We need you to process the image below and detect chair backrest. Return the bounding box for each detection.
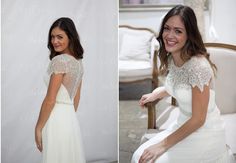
[119,25,156,61]
[205,43,236,114]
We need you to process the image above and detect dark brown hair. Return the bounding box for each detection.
[157,5,216,74]
[48,17,84,60]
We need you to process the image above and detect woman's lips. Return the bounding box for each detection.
[166,40,177,46]
[54,45,61,48]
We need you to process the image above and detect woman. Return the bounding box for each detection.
[132,5,235,163]
[35,17,86,163]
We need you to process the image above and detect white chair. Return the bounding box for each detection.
[143,43,236,154]
[119,25,158,83]
[119,25,161,128]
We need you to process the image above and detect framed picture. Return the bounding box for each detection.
[119,0,209,12]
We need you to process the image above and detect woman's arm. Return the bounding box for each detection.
[164,85,209,149]
[73,81,82,112]
[152,86,170,99]
[139,86,170,108]
[35,73,63,151]
[139,85,209,162]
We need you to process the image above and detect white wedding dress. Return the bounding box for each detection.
[132,56,235,163]
[42,54,86,163]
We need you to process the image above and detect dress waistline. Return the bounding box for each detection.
[56,101,73,105]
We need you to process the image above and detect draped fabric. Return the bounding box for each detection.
[1,0,118,162]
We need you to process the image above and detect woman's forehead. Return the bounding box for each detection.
[165,15,185,29]
[51,27,66,35]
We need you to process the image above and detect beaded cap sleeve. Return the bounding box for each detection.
[48,54,69,75]
[47,54,84,99]
[166,56,213,92]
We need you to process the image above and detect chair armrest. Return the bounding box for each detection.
[152,49,159,89]
[149,46,159,129]
[144,99,160,129]
[144,97,176,129]
[150,37,159,89]
[150,37,159,63]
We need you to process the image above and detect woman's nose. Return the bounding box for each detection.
[166,30,175,38]
[52,38,58,44]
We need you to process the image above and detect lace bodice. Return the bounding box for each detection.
[46,54,83,100]
[166,56,213,93]
[165,56,219,123]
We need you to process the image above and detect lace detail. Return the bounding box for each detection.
[166,56,213,92]
[47,54,69,75]
[47,54,83,99]
[188,57,213,92]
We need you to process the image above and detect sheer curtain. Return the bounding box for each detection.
[1,0,118,162]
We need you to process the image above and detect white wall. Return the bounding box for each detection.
[119,0,236,45]
[119,11,165,32]
[208,0,236,44]
[2,0,118,163]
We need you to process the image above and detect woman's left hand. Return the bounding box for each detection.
[139,141,167,163]
[35,127,43,152]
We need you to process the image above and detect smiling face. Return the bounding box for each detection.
[162,15,187,56]
[51,27,71,54]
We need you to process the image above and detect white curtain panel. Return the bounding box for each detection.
[1,0,118,162]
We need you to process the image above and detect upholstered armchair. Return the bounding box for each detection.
[144,43,236,154]
[119,25,160,127]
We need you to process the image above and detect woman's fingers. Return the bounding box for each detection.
[37,139,43,152]
[150,155,158,163]
[140,152,153,163]
[139,96,147,107]
[36,142,42,152]
[142,98,152,107]
[139,93,154,108]
[35,130,43,152]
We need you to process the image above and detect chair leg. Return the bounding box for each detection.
[146,79,158,129]
[171,97,176,106]
[147,103,156,129]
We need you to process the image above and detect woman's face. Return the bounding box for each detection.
[162,15,187,55]
[51,27,70,54]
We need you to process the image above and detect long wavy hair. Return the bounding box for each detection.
[48,17,84,60]
[157,5,216,74]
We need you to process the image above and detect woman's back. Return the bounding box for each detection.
[47,54,84,101]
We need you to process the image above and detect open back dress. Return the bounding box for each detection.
[42,54,86,163]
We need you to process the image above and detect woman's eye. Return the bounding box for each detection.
[57,36,63,39]
[163,27,169,31]
[175,30,182,34]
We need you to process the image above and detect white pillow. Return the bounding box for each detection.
[119,33,153,61]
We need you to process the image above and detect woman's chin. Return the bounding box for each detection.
[165,48,174,53]
[54,49,63,53]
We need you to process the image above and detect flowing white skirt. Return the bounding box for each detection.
[42,102,86,163]
[132,124,235,163]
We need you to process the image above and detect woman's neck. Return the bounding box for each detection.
[171,52,184,67]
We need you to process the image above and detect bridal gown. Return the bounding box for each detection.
[132,56,236,163]
[42,54,86,163]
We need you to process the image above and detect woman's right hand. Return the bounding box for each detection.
[139,87,169,108]
[139,92,157,108]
